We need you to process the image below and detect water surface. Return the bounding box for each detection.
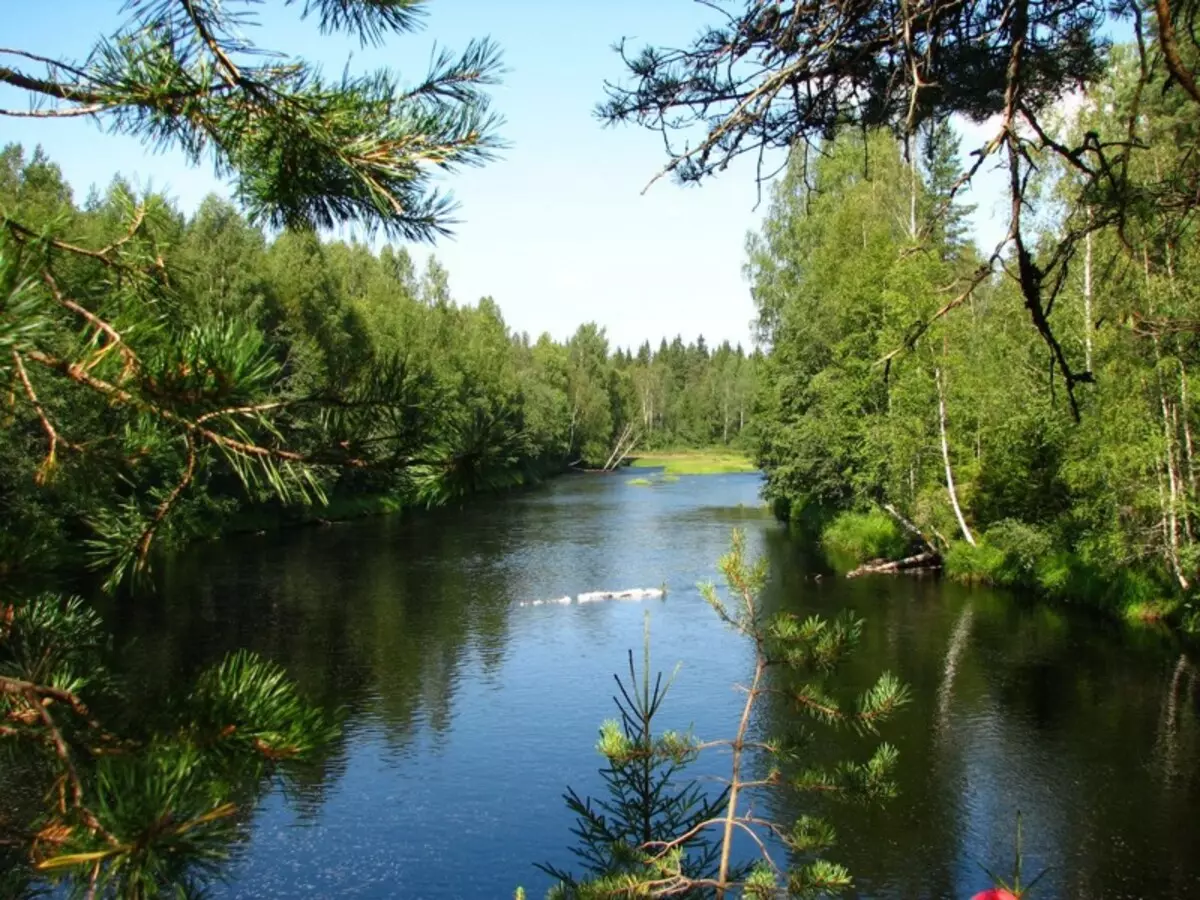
[105,472,1200,898]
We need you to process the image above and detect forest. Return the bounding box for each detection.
[746,52,1200,629]
[0,144,758,586]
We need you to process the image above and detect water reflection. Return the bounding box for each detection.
[758,550,1200,900]
[93,474,1200,899]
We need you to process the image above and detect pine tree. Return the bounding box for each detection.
[1,593,335,896]
[538,616,726,898]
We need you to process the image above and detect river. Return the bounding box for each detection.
[101,471,1199,898]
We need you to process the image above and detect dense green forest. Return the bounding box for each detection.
[745,52,1200,627]
[0,144,758,584]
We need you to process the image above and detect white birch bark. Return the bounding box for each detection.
[935,368,975,546]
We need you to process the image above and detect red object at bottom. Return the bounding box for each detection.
[971,891,1020,900]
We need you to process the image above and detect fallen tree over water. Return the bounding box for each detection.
[518,588,667,607]
[847,551,942,579]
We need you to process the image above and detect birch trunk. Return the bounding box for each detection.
[1181,362,1197,496]
[1171,396,1193,544]
[935,368,976,546]
[1083,207,1094,371]
[908,133,919,240]
[602,423,633,471]
[1157,455,1188,589]
[1155,335,1190,584]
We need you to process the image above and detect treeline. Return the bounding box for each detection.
[0,144,757,579]
[748,50,1200,626]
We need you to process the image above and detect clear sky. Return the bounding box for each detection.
[3,1,1015,351]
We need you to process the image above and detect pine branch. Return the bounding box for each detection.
[10,350,74,483]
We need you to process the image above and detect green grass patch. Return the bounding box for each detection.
[822,510,909,566]
[627,477,655,486]
[628,450,757,475]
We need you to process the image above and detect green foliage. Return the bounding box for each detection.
[0,144,761,585]
[0,0,503,240]
[743,66,1200,624]
[0,593,332,897]
[539,617,725,897]
[0,146,762,585]
[822,511,909,566]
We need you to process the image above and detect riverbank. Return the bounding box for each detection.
[628,449,757,475]
[818,508,1198,633]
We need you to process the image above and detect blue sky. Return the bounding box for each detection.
[4,1,1017,350]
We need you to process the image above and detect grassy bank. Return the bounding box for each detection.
[818,508,1196,632]
[628,450,758,475]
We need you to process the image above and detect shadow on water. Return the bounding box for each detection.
[90,474,1200,899]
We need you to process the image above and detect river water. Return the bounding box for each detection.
[104,472,1200,898]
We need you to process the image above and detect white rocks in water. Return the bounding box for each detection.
[576,588,666,604]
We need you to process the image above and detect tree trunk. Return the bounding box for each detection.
[1162,393,1190,578]
[935,368,976,546]
[603,423,633,471]
[847,551,940,578]
[1083,206,1094,371]
[908,133,919,241]
[1181,362,1197,497]
[715,655,764,898]
[1155,337,1190,584]
[883,502,939,553]
[1170,396,1193,544]
[1157,454,1188,590]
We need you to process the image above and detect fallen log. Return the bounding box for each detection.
[518,588,668,608]
[517,596,572,608]
[577,588,666,603]
[882,503,940,553]
[846,551,941,579]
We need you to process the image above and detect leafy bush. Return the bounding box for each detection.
[982,520,1054,588]
[945,521,1053,589]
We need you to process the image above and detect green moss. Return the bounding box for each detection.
[627,477,655,486]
